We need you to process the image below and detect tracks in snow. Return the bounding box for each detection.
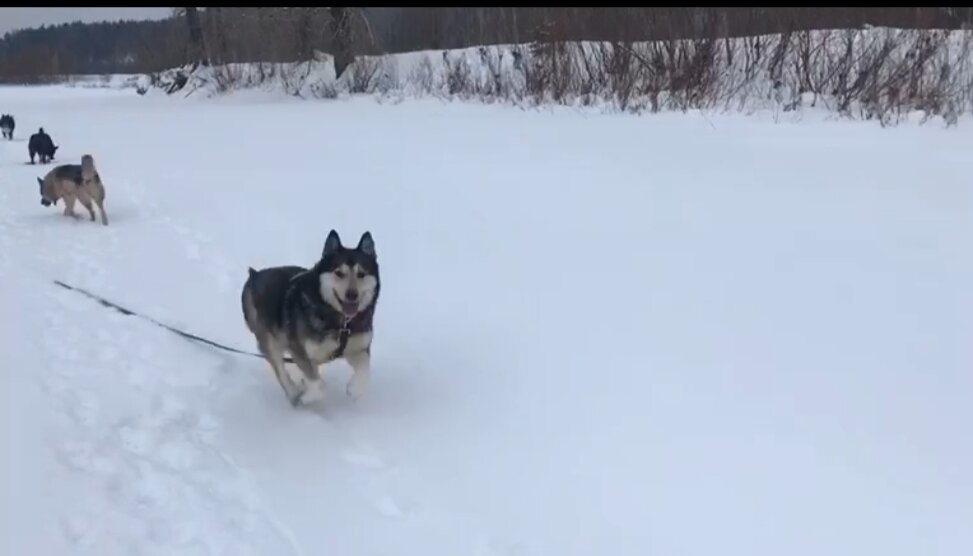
[1,157,527,555]
[0,168,301,554]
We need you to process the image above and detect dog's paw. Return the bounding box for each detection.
[287,392,302,408]
[300,380,325,405]
[283,364,305,387]
[346,376,369,400]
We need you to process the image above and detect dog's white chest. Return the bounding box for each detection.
[303,331,372,364]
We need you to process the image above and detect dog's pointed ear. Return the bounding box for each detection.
[357,231,376,258]
[36,177,43,186]
[322,229,342,258]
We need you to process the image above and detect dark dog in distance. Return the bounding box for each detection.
[0,114,13,140]
[28,128,58,164]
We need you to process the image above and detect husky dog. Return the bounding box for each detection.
[28,127,58,164]
[37,154,109,226]
[241,230,380,407]
[0,114,13,140]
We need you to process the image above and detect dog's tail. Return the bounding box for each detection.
[242,268,259,334]
[81,154,97,178]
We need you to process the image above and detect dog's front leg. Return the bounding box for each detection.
[63,195,78,218]
[344,348,371,400]
[288,344,325,405]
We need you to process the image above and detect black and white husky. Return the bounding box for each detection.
[241,229,380,407]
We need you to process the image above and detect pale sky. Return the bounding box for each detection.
[0,8,172,36]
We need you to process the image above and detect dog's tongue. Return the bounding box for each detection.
[341,302,358,318]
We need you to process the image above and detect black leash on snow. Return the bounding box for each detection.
[51,279,294,363]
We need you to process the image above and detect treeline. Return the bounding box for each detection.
[375,7,973,50]
[0,18,182,80]
[1,7,972,82]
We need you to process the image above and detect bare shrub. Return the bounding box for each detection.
[211,63,244,93]
[479,46,506,98]
[310,81,339,99]
[371,56,400,94]
[409,55,436,96]
[280,61,318,96]
[587,43,643,111]
[348,55,382,93]
[443,51,473,97]
[108,8,973,126]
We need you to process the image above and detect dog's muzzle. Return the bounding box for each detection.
[40,198,51,207]
[335,289,360,318]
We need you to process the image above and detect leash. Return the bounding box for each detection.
[51,279,285,361]
[51,279,354,364]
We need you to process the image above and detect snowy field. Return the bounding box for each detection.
[0,85,971,556]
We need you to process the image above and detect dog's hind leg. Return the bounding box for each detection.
[91,185,109,226]
[78,195,97,222]
[96,197,108,226]
[259,336,303,407]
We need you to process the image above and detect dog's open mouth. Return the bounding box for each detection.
[336,292,358,318]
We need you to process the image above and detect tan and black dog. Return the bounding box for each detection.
[37,154,109,226]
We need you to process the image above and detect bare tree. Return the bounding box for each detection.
[330,7,352,78]
[184,7,208,65]
[208,7,228,64]
[295,8,315,60]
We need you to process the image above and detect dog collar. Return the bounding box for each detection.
[296,288,356,360]
[332,318,353,360]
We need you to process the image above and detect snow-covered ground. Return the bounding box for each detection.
[1,85,971,556]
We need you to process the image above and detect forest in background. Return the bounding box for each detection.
[1,8,971,81]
